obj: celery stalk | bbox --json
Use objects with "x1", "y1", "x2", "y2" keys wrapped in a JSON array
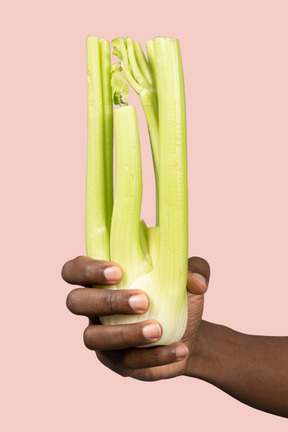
[
  {"x1": 152, "y1": 38, "x2": 188, "y2": 341},
  {"x1": 86, "y1": 36, "x2": 112, "y2": 260},
  {"x1": 146, "y1": 40, "x2": 157, "y2": 91},
  {"x1": 109, "y1": 106, "x2": 151, "y2": 289},
  {"x1": 100, "y1": 41, "x2": 113, "y2": 231},
  {"x1": 112, "y1": 37, "x2": 160, "y2": 225},
  {"x1": 86, "y1": 36, "x2": 188, "y2": 345}
]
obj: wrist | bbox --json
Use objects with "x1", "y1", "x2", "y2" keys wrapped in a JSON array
[
  {"x1": 184, "y1": 320, "x2": 241, "y2": 383},
  {"x1": 184, "y1": 320, "x2": 209, "y2": 378},
  {"x1": 184, "y1": 320, "x2": 228, "y2": 381}
]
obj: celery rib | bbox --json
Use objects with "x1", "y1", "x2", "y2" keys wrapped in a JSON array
[
  {"x1": 112, "y1": 37, "x2": 160, "y2": 225},
  {"x1": 100, "y1": 40, "x2": 113, "y2": 232},
  {"x1": 146, "y1": 40, "x2": 157, "y2": 91},
  {"x1": 110, "y1": 106, "x2": 151, "y2": 288},
  {"x1": 154, "y1": 38, "x2": 188, "y2": 278},
  {"x1": 86, "y1": 36, "x2": 112, "y2": 260}
]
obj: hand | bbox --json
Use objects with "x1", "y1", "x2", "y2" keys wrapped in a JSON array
[{"x1": 62, "y1": 256, "x2": 210, "y2": 381}]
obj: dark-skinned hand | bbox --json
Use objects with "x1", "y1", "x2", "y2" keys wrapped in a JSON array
[{"x1": 62, "y1": 256, "x2": 210, "y2": 381}]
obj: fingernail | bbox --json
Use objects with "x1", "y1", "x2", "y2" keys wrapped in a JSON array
[
  {"x1": 191, "y1": 273, "x2": 207, "y2": 289},
  {"x1": 142, "y1": 323, "x2": 161, "y2": 340},
  {"x1": 176, "y1": 345, "x2": 189, "y2": 360},
  {"x1": 128, "y1": 294, "x2": 148, "y2": 312},
  {"x1": 104, "y1": 266, "x2": 122, "y2": 282}
]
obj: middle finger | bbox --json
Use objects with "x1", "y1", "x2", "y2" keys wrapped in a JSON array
[{"x1": 66, "y1": 288, "x2": 149, "y2": 317}]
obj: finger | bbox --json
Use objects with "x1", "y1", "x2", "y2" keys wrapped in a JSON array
[
  {"x1": 66, "y1": 288, "x2": 149, "y2": 317},
  {"x1": 61, "y1": 256, "x2": 123, "y2": 286},
  {"x1": 97, "y1": 343, "x2": 189, "y2": 370},
  {"x1": 83, "y1": 320, "x2": 162, "y2": 350},
  {"x1": 187, "y1": 256, "x2": 211, "y2": 295}
]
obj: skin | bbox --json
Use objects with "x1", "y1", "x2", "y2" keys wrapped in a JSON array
[{"x1": 62, "y1": 256, "x2": 288, "y2": 418}]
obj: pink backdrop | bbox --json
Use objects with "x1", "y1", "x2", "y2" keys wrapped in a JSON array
[{"x1": 1, "y1": 0, "x2": 287, "y2": 430}]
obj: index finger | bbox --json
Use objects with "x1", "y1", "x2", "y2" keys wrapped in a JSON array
[{"x1": 61, "y1": 256, "x2": 123, "y2": 286}]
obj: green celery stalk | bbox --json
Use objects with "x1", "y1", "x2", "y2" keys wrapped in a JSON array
[
  {"x1": 112, "y1": 37, "x2": 160, "y2": 224},
  {"x1": 86, "y1": 36, "x2": 112, "y2": 260},
  {"x1": 86, "y1": 37, "x2": 188, "y2": 346},
  {"x1": 110, "y1": 105, "x2": 151, "y2": 289}
]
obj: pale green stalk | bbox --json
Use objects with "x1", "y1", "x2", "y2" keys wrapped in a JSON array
[
  {"x1": 126, "y1": 38, "x2": 150, "y2": 90},
  {"x1": 101, "y1": 106, "x2": 152, "y2": 325},
  {"x1": 100, "y1": 40, "x2": 113, "y2": 231},
  {"x1": 102, "y1": 38, "x2": 188, "y2": 345},
  {"x1": 110, "y1": 106, "x2": 151, "y2": 288},
  {"x1": 85, "y1": 36, "x2": 112, "y2": 260},
  {"x1": 140, "y1": 87, "x2": 159, "y2": 224},
  {"x1": 112, "y1": 37, "x2": 160, "y2": 225},
  {"x1": 85, "y1": 36, "x2": 188, "y2": 345},
  {"x1": 146, "y1": 40, "x2": 157, "y2": 91},
  {"x1": 133, "y1": 41, "x2": 154, "y2": 87},
  {"x1": 112, "y1": 38, "x2": 142, "y2": 95},
  {"x1": 152, "y1": 38, "x2": 188, "y2": 341}
]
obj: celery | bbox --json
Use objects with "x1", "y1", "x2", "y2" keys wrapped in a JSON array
[
  {"x1": 86, "y1": 36, "x2": 113, "y2": 259},
  {"x1": 86, "y1": 36, "x2": 188, "y2": 346},
  {"x1": 112, "y1": 37, "x2": 160, "y2": 223}
]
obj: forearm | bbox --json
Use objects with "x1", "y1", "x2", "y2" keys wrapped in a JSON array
[{"x1": 187, "y1": 320, "x2": 288, "y2": 418}]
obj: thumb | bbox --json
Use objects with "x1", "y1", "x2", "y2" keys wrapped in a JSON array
[{"x1": 187, "y1": 256, "x2": 210, "y2": 295}]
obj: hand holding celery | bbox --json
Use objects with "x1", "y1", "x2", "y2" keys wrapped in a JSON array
[
  {"x1": 63, "y1": 37, "x2": 288, "y2": 417},
  {"x1": 63, "y1": 255, "x2": 210, "y2": 378},
  {"x1": 63, "y1": 256, "x2": 288, "y2": 418},
  {"x1": 86, "y1": 36, "x2": 188, "y2": 345}
]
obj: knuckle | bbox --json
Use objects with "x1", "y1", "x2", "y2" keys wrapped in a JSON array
[
  {"x1": 119, "y1": 325, "x2": 130, "y2": 345},
  {"x1": 83, "y1": 326, "x2": 94, "y2": 350},
  {"x1": 151, "y1": 349, "x2": 162, "y2": 363},
  {"x1": 62, "y1": 256, "x2": 85, "y2": 283},
  {"x1": 121, "y1": 350, "x2": 134, "y2": 369},
  {"x1": 83, "y1": 260, "x2": 96, "y2": 284},
  {"x1": 66, "y1": 288, "x2": 81, "y2": 313},
  {"x1": 61, "y1": 259, "x2": 74, "y2": 282},
  {"x1": 104, "y1": 291, "x2": 118, "y2": 314},
  {"x1": 71, "y1": 255, "x2": 84, "y2": 271},
  {"x1": 75, "y1": 255, "x2": 85, "y2": 262},
  {"x1": 61, "y1": 262, "x2": 68, "y2": 281}
]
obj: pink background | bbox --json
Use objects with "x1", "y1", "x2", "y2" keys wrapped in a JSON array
[{"x1": 1, "y1": 0, "x2": 287, "y2": 430}]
